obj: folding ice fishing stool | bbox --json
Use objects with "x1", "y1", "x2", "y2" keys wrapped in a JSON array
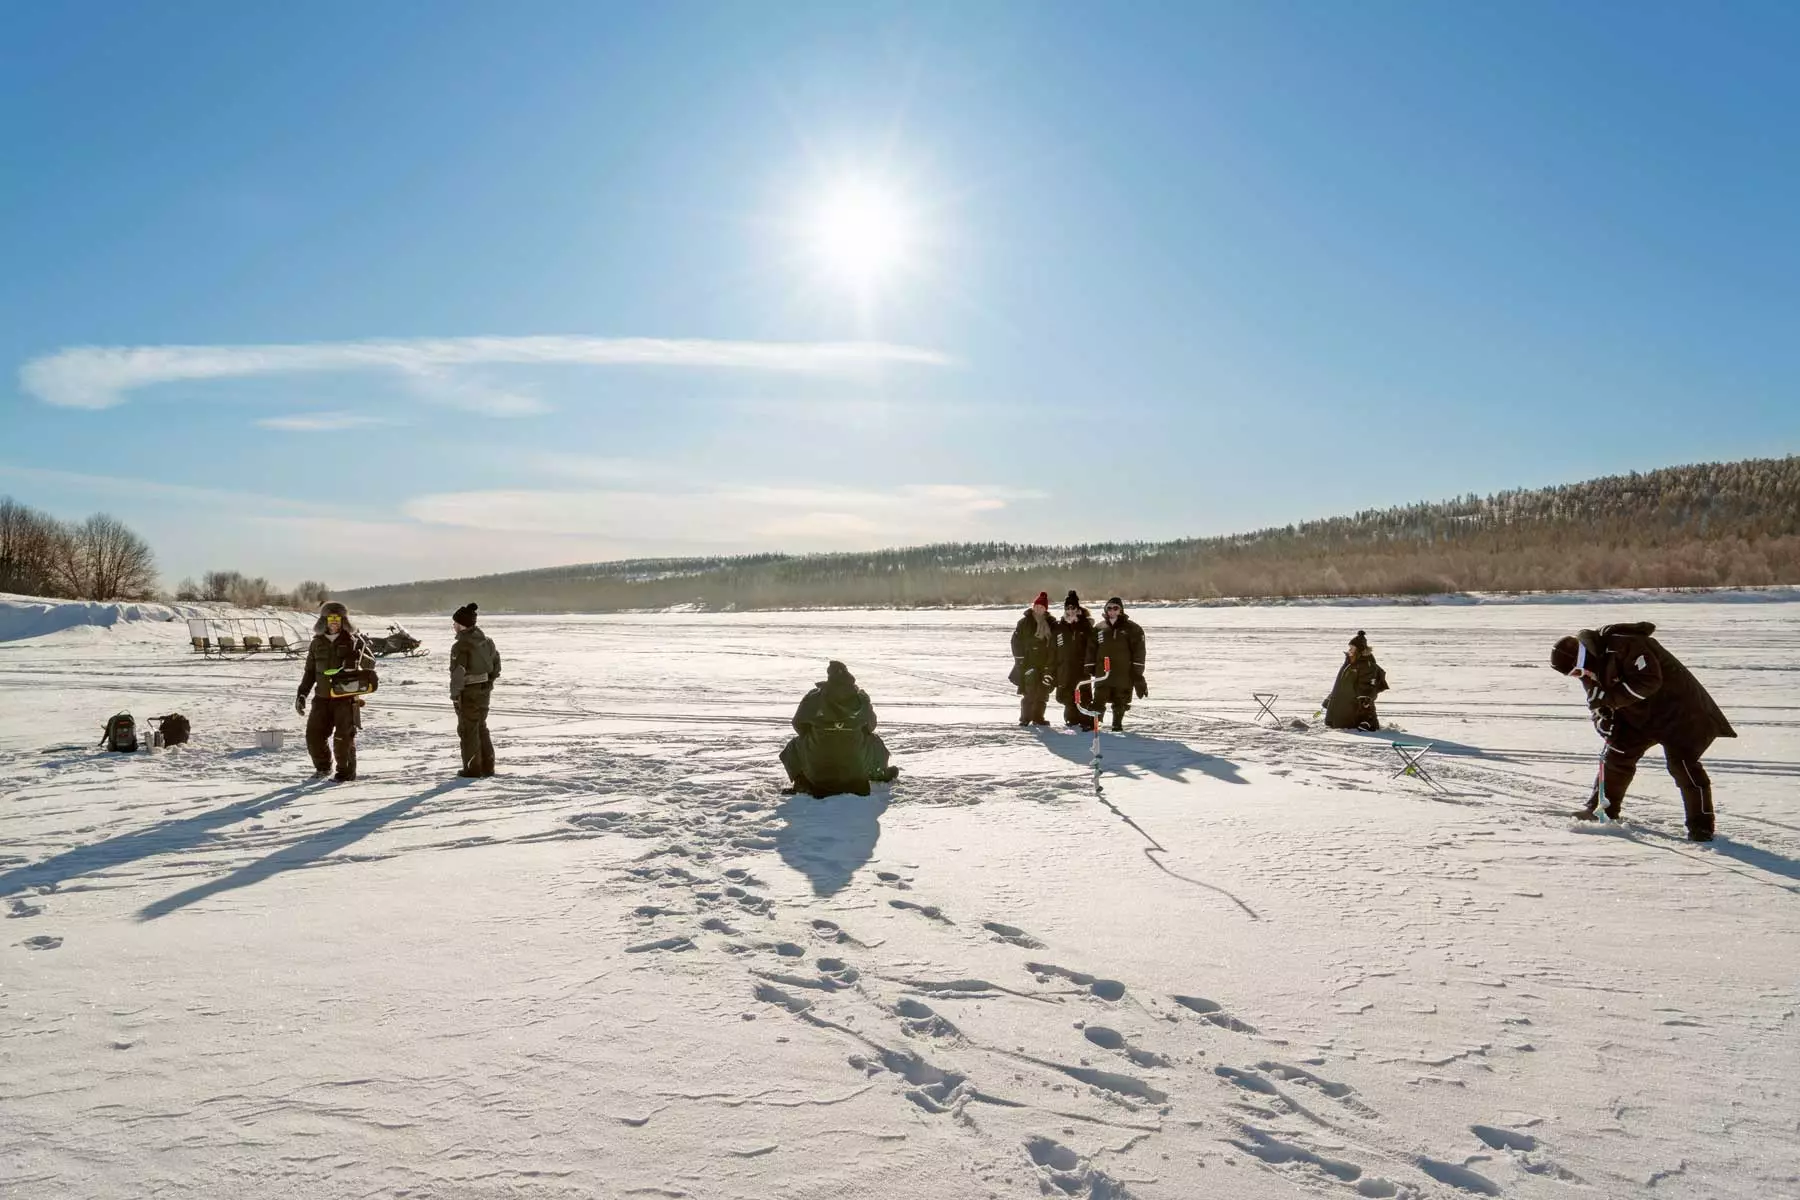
[
  {"x1": 1390, "y1": 742, "x2": 1447, "y2": 792},
  {"x1": 1251, "y1": 692, "x2": 1281, "y2": 725}
]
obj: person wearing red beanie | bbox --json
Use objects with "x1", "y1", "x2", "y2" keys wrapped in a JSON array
[{"x1": 1009, "y1": 592, "x2": 1056, "y2": 726}]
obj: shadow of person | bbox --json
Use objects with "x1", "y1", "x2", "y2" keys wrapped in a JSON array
[
  {"x1": 1033, "y1": 728, "x2": 1247, "y2": 785},
  {"x1": 136, "y1": 777, "x2": 472, "y2": 921},
  {"x1": 775, "y1": 789, "x2": 890, "y2": 898},
  {"x1": 0, "y1": 780, "x2": 315, "y2": 898},
  {"x1": 1708, "y1": 837, "x2": 1800, "y2": 889}
]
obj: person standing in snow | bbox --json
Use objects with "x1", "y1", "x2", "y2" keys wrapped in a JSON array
[
  {"x1": 449, "y1": 602, "x2": 502, "y2": 778},
  {"x1": 295, "y1": 601, "x2": 375, "y2": 781},
  {"x1": 1010, "y1": 591, "x2": 1057, "y2": 727},
  {"x1": 1084, "y1": 597, "x2": 1147, "y2": 732},
  {"x1": 1323, "y1": 630, "x2": 1389, "y2": 731},
  {"x1": 1552, "y1": 622, "x2": 1735, "y2": 841},
  {"x1": 1053, "y1": 590, "x2": 1096, "y2": 727},
  {"x1": 780, "y1": 660, "x2": 896, "y2": 797}
]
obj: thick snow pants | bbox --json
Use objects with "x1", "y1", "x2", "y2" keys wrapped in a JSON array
[
  {"x1": 455, "y1": 682, "x2": 495, "y2": 775},
  {"x1": 781, "y1": 730, "x2": 891, "y2": 797},
  {"x1": 1589, "y1": 732, "x2": 1716, "y2": 835},
  {"x1": 1019, "y1": 675, "x2": 1052, "y2": 724},
  {"x1": 306, "y1": 697, "x2": 358, "y2": 777},
  {"x1": 1095, "y1": 684, "x2": 1132, "y2": 730}
]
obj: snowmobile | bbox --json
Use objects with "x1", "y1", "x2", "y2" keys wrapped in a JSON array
[{"x1": 365, "y1": 622, "x2": 429, "y2": 658}]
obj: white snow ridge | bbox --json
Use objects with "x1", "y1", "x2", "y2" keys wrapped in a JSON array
[{"x1": 2, "y1": 599, "x2": 1797, "y2": 1198}]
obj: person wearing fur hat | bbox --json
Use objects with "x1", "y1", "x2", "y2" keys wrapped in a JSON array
[
  {"x1": 781, "y1": 660, "x2": 896, "y2": 797},
  {"x1": 449, "y1": 602, "x2": 503, "y2": 778},
  {"x1": 1053, "y1": 590, "x2": 1096, "y2": 726},
  {"x1": 1083, "y1": 597, "x2": 1147, "y2": 732},
  {"x1": 1010, "y1": 592, "x2": 1058, "y2": 726},
  {"x1": 1324, "y1": 631, "x2": 1389, "y2": 731},
  {"x1": 295, "y1": 600, "x2": 376, "y2": 781},
  {"x1": 1552, "y1": 622, "x2": 1734, "y2": 840}
]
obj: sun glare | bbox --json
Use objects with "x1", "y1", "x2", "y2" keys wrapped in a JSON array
[{"x1": 812, "y1": 183, "x2": 910, "y2": 284}]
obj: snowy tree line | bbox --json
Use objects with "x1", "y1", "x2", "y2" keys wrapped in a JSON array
[
  {"x1": 337, "y1": 456, "x2": 1800, "y2": 613},
  {"x1": 0, "y1": 495, "x2": 330, "y2": 607}
]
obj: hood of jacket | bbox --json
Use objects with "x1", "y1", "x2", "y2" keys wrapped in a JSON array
[{"x1": 313, "y1": 601, "x2": 358, "y2": 636}]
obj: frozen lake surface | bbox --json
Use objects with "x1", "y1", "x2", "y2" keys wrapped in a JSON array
[{"x1": 3, "y1": 599, "x2": 1797, "y2": 1198}]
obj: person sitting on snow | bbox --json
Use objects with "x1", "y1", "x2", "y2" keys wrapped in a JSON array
[
  {"x1": 1323, "y1": 630, "x2": 1389, "y2": 731},
  {"x1": 780, "y1": 660, "x2": 897, "y2": 797},
  {"x1": 1552, "y1": 622, "x2": 1734, "y2": 841}
]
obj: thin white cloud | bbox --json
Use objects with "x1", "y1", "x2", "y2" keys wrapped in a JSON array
[
  {"x1": 0, "y1": 462, "x2": 338, "y2": 514},
  {"x1": 256, "y1": 411, "x2": 406, "y2": 432},
  {"x1": 20, "y1": 335, "x2": 955, "y2": 411},
  {"x1": 401, "y1": 482, "x2": 1043, "y2": 550}
]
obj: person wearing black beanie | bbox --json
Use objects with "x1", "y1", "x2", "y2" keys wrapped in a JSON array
[
  {"x1": 449, "y1": 602, "x2": 503, "y2": 777},
  {"x1": 1323, "y1": 631, "x2": 1388, "y2": 731},
  {"x1": 1054, "y1": 592, "x2": 1095, "y2": 726},
  {"x1": 1083, "y1": 597, "x2": 1147, "y2": 732}
]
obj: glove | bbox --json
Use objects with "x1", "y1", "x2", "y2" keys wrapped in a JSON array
[
  {"x1": 1591, "y1": 705, "x2": 1616, "y2": 737},
  {"x1": 1133, "y1": 678, "x2": 1148, "y2": 700},
  {"x1": 294, "y1": 693, "x2": 307, "y2": 716}
]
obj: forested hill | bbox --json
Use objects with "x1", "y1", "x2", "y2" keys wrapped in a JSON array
[{"x1": 338, "y1": 456, "x2": 1800, "y2": 613}]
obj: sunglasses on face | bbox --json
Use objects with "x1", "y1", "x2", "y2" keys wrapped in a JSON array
[{"x1": 1105, "y1": 605, "x2": 1122, "y2": 612}]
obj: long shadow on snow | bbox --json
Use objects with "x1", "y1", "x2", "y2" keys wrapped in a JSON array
[
  {"x1": 136, "y1": 778, "x2": 472, "y2": 921},
  {"x1": 775, "y1": 790, "x2": 890, "y2": 898},
  {"x1": 0, "y1": 781, "x2": 316, "y2": 898},
  {"x1": 1034, "y1": 728, "x2": 1246, "y2": 785}
]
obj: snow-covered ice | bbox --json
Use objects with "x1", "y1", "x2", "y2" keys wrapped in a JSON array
[{"x1": 2, "y1": 598, "x2": 1797, "y2": 1198}]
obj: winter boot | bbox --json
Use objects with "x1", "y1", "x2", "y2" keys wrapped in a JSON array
[{"x1": 1687, "y1": 828, "x2": 1714, "y2": 842}]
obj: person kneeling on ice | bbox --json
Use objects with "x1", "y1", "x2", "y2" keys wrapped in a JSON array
[
  {"x1": 1010, "y1": 591, "x2": 1057, "y2": 726},
  {"x1": 1323, "y1": 630, "x2": 1389, "y2": 731},
  {"x1": 1552, "y1": 622, "x2": 1735, "y2": 842},
  {"x1": 449, "y1": 602, "x2": 502, "y2": 778},
  {"x1": 1084, "y1": 597, "x2": 1147, "y2": 732},
  {"x1": 295, "y1": 601, "x2": 376, "y2": 782},
  {"x1": 780, "y1": 660, "x2": 897, "y2": 797}
]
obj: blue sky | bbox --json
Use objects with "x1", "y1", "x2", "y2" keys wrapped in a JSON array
[{"x1": 3, "y1": 2, "x2": 1797, "y2": 590}]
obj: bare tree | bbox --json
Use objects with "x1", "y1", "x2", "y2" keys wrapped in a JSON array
[
  {"x1": 201, "y1": 569, "x2": 244, "y2": 602},
  {"x1": 174, "y1": 577, "x2": 202, "y2": 601},
  {"x1": 0, "y1": 497, "x2": 72, "y2": 597},
  {"x1": 65, "y1": 514, "x2": 158, "y2": 600},
  {"x1": 293, "y1": 579, "x2": 331, "y2": 607}
]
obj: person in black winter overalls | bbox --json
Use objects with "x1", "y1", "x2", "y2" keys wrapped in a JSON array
[
  {"x1": 449, "y1": 602, "x2": 502, "y2": 778},
  {"x1": 295, "y1": 601, "x2": 375, "y2": 781},
  {"x1": 1010, "y1": 591, "x2": 1057, "y2": 727},
  {"x1": 1324, "y1": 631, "x2": 1389, "y2": 731},
  {"x1": 1084, "y1": 597, "x2": 1147, "y2": 732},
  {"x1": 1552, "y1": 622, "x2": 1735, "y2": 841},
  {"x1": 781, "y1": 660, "x2": 897, "y2": 797},
  {"x1": 1053, "y1": 590, "x2": 1096, "y2": 727}
]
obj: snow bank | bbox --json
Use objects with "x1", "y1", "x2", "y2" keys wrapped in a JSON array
[{"x1": 0, "y1": 593, "x2": 200, "y2": 642}]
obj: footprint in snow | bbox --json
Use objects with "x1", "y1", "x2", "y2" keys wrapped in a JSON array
[
  {"x1": 21, "y1": 935, "x2": 62, "y2": 951},
  {"x1": 889, "y1": 899, "x2": 953, "y2": 925},
  {"x1": 982, "y1": 921, "x2": 1044, "y2": 949},
  {"x1": 1023, "y1": 1137, "x2": 1133, "y2": 1199},
  {"x1": 1027, "y1": 962, "x2": 1126, "y2": 1002},
  {"x1": 1174, "y1": 994, "x2": 1259, "y2": 1033}
]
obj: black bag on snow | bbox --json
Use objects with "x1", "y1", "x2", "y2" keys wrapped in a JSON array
[
  {"x1": 153, "y1": 713, "x2": 191, "y2": 746},
  {"x1": 100, "y1": 712, "x2": 138, "y2": 753}
]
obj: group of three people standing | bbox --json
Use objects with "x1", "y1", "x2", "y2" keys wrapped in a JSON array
[{"x1": 1012, "y1": 591, "x2": 1148, "y2": 732}]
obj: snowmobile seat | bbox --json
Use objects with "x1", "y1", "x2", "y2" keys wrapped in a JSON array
[
  {"x1": 268, "y1": 634, "x2": 291, "y2": 653},
  {"x1": 191, "y1": 634, "x2": 211, "y2": 654},
  {"x1": 241, "y1": 634, "x2": 264, "y2": 652},
  {"x1": 215, "y1": 633, "x2": 239, "y2": 653}
]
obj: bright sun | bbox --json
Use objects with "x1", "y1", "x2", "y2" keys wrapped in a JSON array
[{"x1": 812, "y1": 183, "x2": 910, "y2": 284}]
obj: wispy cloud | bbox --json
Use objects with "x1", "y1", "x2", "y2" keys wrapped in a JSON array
[
  {"x1": 20, "y1": 335, "x2": 955, "y2": 411},
  {"x1": 402, "y1": 481, "x2": 1041, "y2": 550},
  {"x1": 256, "y1": 411, "x2": 406, "y2": 432},
  {"x1": 0, "y1": 462, "x2": 338, "y2": 514}
]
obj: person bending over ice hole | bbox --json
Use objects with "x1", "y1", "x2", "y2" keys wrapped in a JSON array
[
  {"x1": 295, "y1": 601, "x2": 375, "y2": 782},
  {"x1": 449, "y1": 602, "x2": 502, "y2": 778},
  {"x1": 1084, "y1": 597, "x2": 1147, "y2": 732},
  {"x1": 1324, "y1": 630, "x2": 1388, "y2": 731},
  {"x1": 1010, "y1": 591, "x2": 1057, "y2": 726},
  {"x1": 780, "y1": 660, "x2": 897, "y2": 797},
  {"x1": 1551, "y1": 622, "x2": 1735, "y2": 842},
  {"x1": 1054, "y1": 590, "x2": 1096, "y2": 727}
]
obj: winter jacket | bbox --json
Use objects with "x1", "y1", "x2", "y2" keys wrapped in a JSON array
[
  {"x1": 790, "y1": 672, "x2": 881, "y2": 789},
  {"x1": 1054, "y1": 608, "x2": 1096, "y2": 694},
  {"x1": 450, "y1": 625, "x2": 503, "y2": 697},
  {"x1": 1574, "y1": 622, "x2": 1735, "y2": 748},
  {"x1": 298, "y1": 630, "x2": 375, "y2": 700},
  {"x1": 1324, "y1": 652, "x2": 1388, "y2": 729},
  {"x1": 1085, "y1": 609, "x2": 1147, "y2": 698},
  {"x1": 1009, "y1": 609, "x2": 1058, "y2": 693}
]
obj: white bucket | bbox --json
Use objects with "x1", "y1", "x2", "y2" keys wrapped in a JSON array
[{"x1": 255, "y1": 729, "x2": 285, "y2": 751}]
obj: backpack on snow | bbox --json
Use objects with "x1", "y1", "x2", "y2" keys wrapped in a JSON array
[
  {"x1": 100, "y1": 712, "x2": 138, "y2": 753},
  {"x1": 150, "y1": 713, "x2": 191, "y2": 747}
]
